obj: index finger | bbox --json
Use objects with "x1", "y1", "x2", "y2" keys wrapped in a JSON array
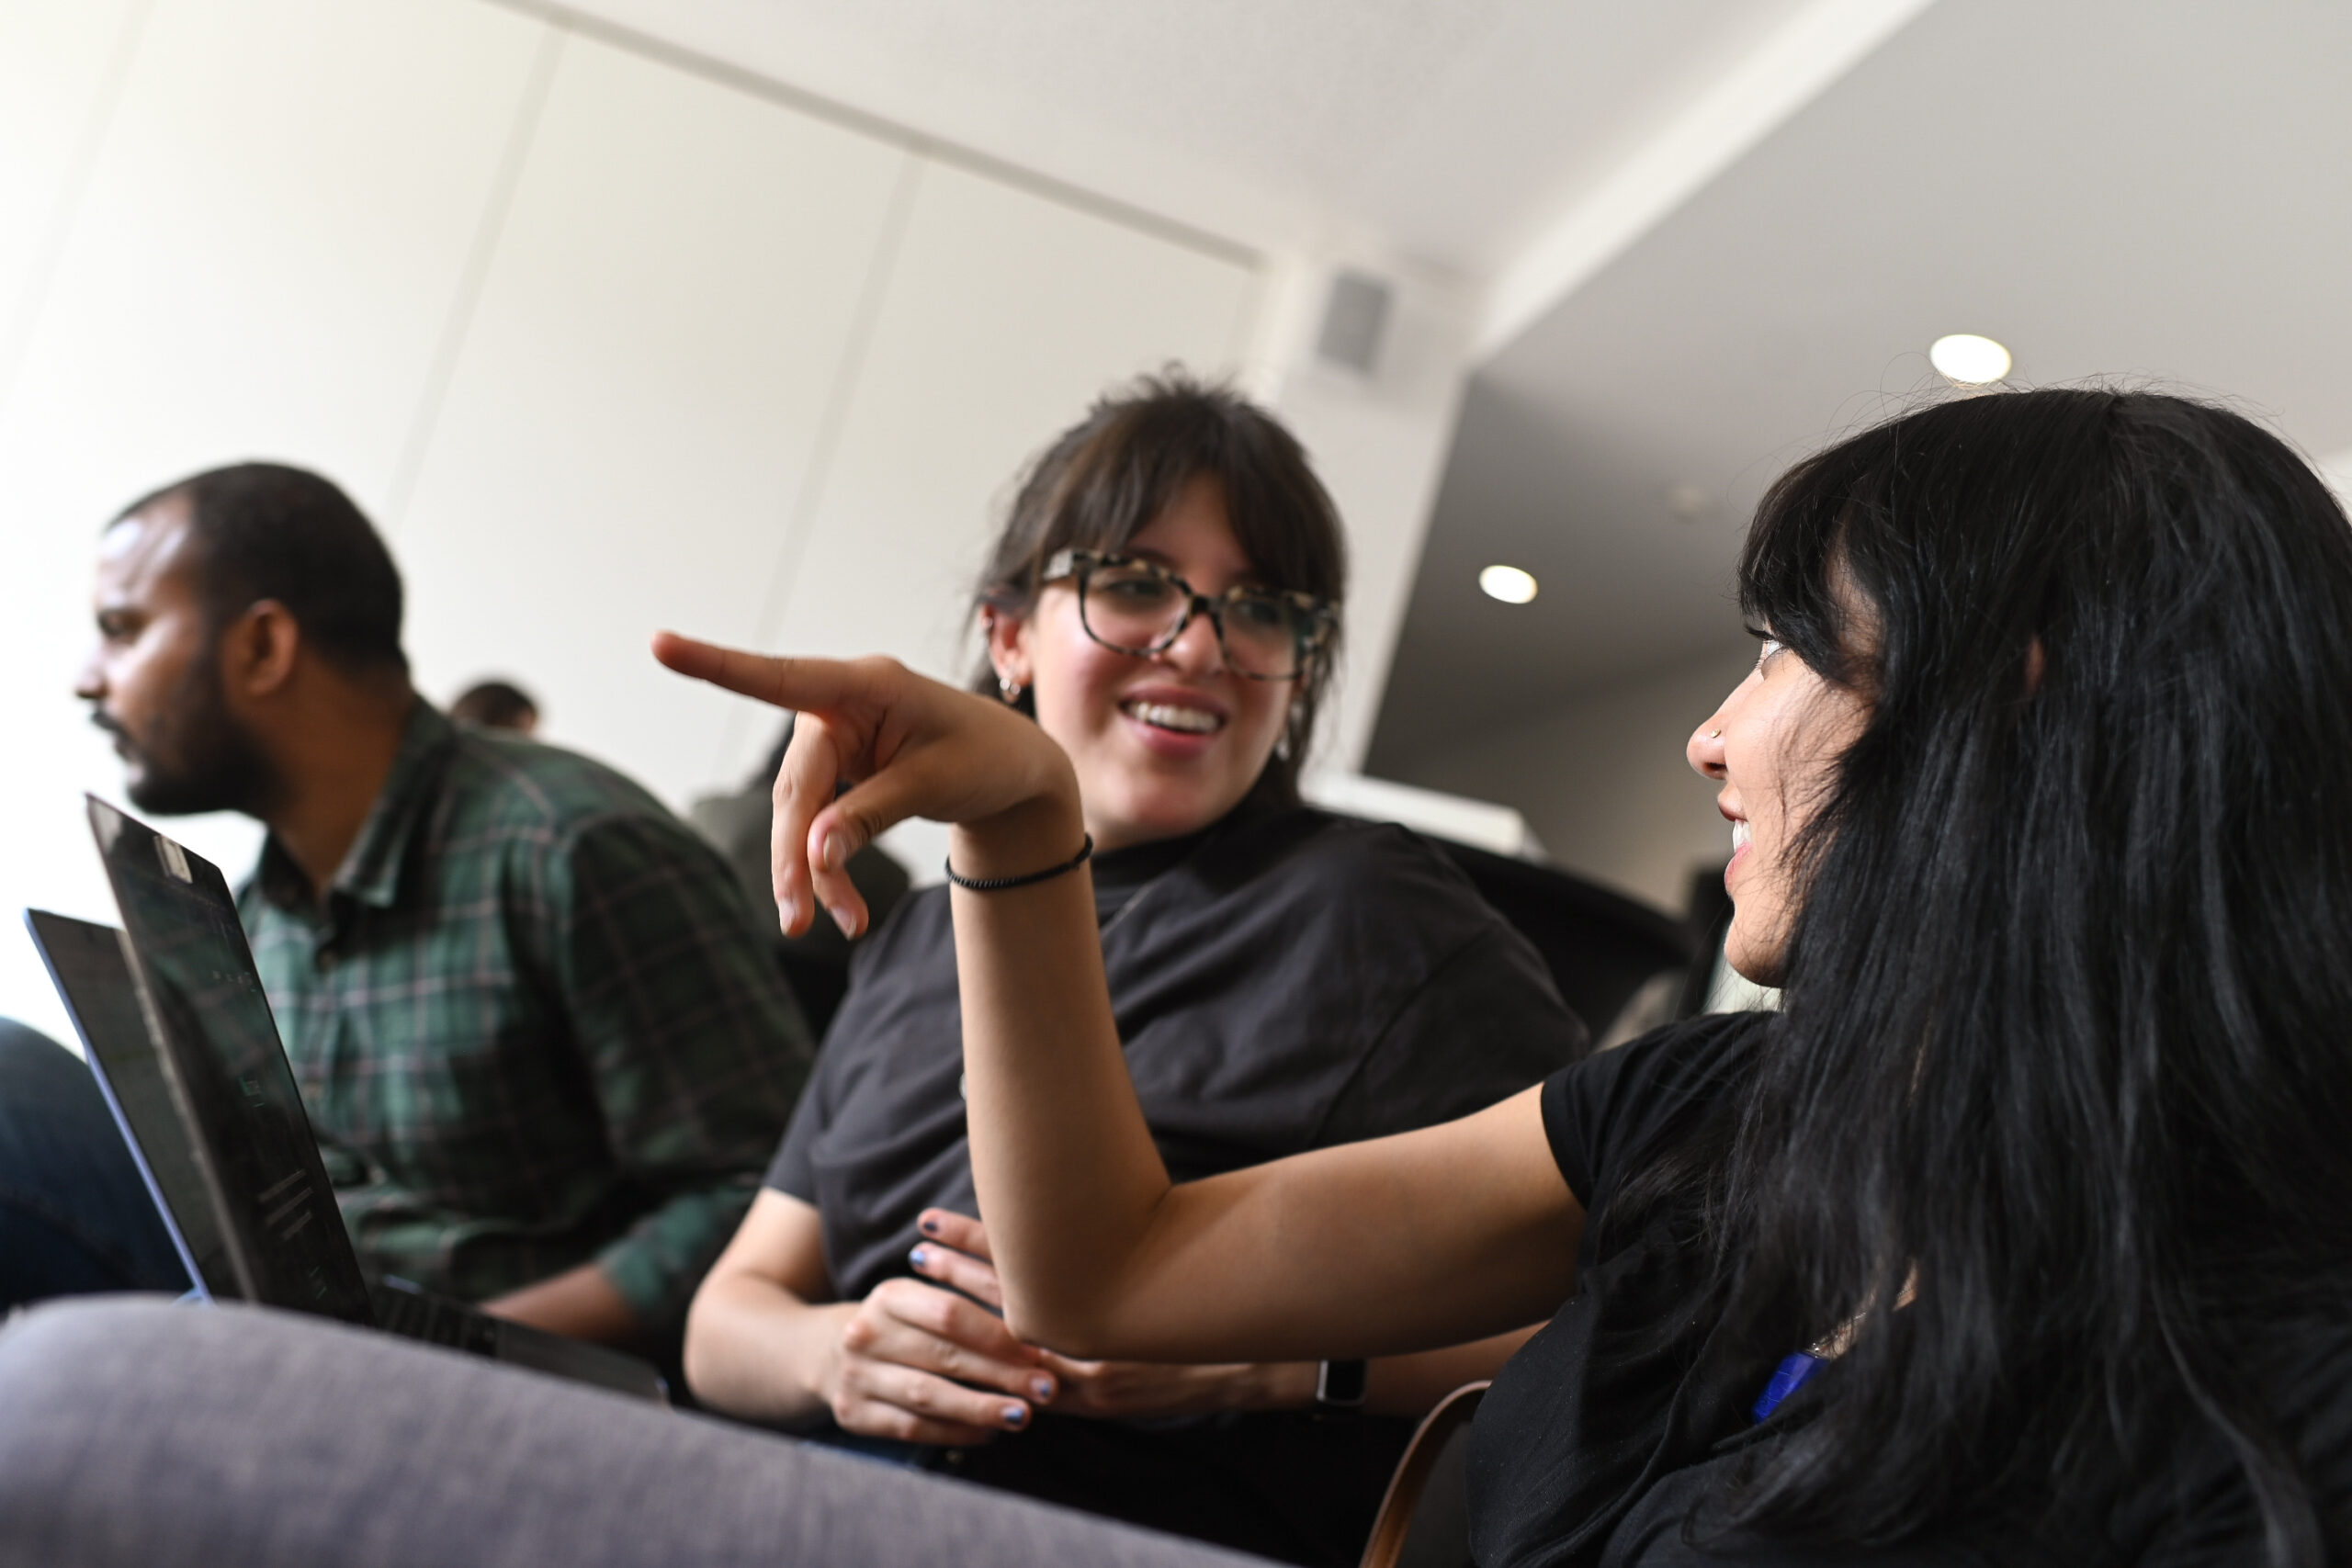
[
  {"x1": 909, "y1": 1235, "x2": 1005, "y2": 1311},
  {"x1": 773, "y1": 711, "x2": 842, "y2": 939},
  {"x1": 872, "y1": 1278, "x2": 1035, "y2": 1366},
  {"x1": 650, "y1": 632, "x2": 860, "y2": 712}
]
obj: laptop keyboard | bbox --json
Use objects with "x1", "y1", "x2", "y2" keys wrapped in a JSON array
[{"x1": 370, "y1": 1280, "x2": 502, "y2": 1358}]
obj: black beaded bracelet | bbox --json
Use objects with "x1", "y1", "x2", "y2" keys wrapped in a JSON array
[{"x1": 944, "y1": 833, "x2": 1093, "y2": 892}]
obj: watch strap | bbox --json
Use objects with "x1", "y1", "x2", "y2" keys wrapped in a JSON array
[{"x1": 1314, "y1": 1358, "x2": 1368, "y2": 1416}]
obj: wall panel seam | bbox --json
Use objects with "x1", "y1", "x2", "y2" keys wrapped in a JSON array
[
  {"x1": 381, "y1": 19, "x2": 567, "y2": 534},
  {"x1": 0, "y1": 0, "x2": 157, "y2": 429},
  {"x1": 710, "y1": 149, "x2": 928, "y2": 784},
  {"x1": 470, "y1": 0, "x2": 1259, "y2": 272}
]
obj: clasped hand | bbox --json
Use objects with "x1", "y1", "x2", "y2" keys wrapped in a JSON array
[{"x1": 825, "y1": 1209, "x2": 1281, "y2": 1446}]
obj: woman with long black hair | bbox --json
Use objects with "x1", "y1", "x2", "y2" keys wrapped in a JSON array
[{"x1": 658, "y1": 387, "x2": 2352, "y2": 1564}]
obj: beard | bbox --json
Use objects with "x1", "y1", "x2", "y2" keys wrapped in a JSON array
[{"x1": 104, "y1": 648, "x2": 275, "y2": 818}]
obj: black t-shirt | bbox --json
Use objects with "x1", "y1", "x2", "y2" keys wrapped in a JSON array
[
  {"x1": 767, "y1": 796, "x2": 1589, "y2": 1566},
  {"x1": 1469, "y1": 1014, "x2": 2352, "y2": 1568}
]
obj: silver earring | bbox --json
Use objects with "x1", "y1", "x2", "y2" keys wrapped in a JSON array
[{"x1": 998, "y1": 674, "x2": 1025, "y2": 705}]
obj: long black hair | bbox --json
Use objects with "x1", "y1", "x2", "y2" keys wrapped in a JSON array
[{"x1": 1701, "y1": 389, "x2": 2352, "y2": 1559}]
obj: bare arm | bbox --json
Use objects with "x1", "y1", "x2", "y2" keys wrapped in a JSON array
[
  {"x1": 1363, "y1": 1326, "x2": 1543, "y2": 1416},
  {"x1": 681, "y1": 1189, "x2": 846, "y2": 1424},
  {"x1": 684, "y1": 1189, "x2": 1050, "y2": 1442},
  {"x1": 481, "y1": 1261, "x2": 644, "y2": 1348},
  {"x1": 909, "y1": 1211, "x2": 1545, "y2": 1418},
  {"x1": 653, "y1": 638, "x2": 1585, "y2": 1369}
]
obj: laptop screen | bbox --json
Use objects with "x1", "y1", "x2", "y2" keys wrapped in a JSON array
[
  {"x1": 26, "y1": 908, "x2": 238, "y2": 1299},
  {"x1": 87, "y1": 797, "x2": 374, "y2": 1325}
]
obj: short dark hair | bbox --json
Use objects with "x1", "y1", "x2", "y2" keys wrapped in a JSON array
[
  {"x1": 971, "y1": 372, "x2": 1347, "y2": 799},
  {"x1": 448, "y1": 680, "x2": 538, "y2": 730},
  {"x1": 114, "y1": 462, "x2": 407, "y2": 675}
]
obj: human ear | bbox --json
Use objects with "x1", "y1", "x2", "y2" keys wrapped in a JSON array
[
  {"x1": 982, "y1": 606, "x2": 1033, "y2": 690},
  {"x1": 220, "y1": 600, "x2": 301, "y2": 699}
]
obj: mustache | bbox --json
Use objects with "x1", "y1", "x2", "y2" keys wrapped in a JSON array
[{"x1": 88, "y1": 708, "x2": 133, "y2": 745}]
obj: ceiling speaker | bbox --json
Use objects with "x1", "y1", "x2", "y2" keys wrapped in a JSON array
[{"x1": 1315, "y1": 270, "x2": 1393, "y2": 377}]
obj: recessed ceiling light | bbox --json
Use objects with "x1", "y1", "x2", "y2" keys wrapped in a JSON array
[
  {"x1": 1666, "y1": 482, "x2": 1712, "y2": 523},
  {"x1": 1929, "y1": 333, "x2": 2011, "y2": 386},
  {"x1": 1479, "y1": 564, "x2": 1538, "y2": 604}
]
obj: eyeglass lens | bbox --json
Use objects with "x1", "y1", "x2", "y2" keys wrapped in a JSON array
[{"x1": 1079, "y1": 560, "x2": 1311, "y2": 679}]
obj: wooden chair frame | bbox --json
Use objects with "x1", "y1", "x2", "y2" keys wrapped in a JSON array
[{"x1": 1356, "y1": 1380, "x2": 1490, "y2": 1568}]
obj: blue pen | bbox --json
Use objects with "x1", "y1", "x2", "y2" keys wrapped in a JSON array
[{"x1": 1752, "y1": 1350, "x2": 1826, "y2": 1422}]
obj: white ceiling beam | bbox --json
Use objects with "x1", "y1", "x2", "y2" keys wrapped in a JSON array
[{"x1": 1474, "y1": 0, "x2": 1939, "y2": 362}]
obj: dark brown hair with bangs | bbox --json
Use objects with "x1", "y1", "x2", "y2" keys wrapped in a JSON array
[{"x1": 971, "y1": 371, "x2": 1347, "y2": 800}]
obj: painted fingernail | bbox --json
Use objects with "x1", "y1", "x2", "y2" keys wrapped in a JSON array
[
  {"x1": 908, "y1": 1246, "x2": 930, "y2": 1269},
  {"x1": 1001, "y1": 1404, "x2": 1028, "y2": 1428},
  {"x1": 919, "y1": 1216, "x2": 941, "y2": 1236},
  {"x1": 1030, "y1": 1376, "x2": 1056, "y2": 1402}
]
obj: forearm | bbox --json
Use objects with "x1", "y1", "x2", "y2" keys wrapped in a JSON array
[
  {"x1": 1181, "y1": 1326, "x2": 1542, "y2": 1421},
  {"x1": 682, "y1": 1270, "x2": 854, "y2": 1425},
  {"x1": 1364, "y1": 1325, "x2": 1541, "y2": 1416},
  {"x1": 481, "y1": 1261, "x2": 644, "y2": 1348},
  {"x1": 948, "y1": 805, "x2": 1180, "y2": 1349}
]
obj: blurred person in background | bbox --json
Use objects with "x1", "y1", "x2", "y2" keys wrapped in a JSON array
[
  {"x1": 688, "y1": 717, "x2": 911, "y2": 1037},
  {"x1": 679, "y1": 377, "x2": 1589, "y2": 1567},
  {"x1": 64, "y1": 462, "x2": 812, "y2": 1363},
  {"x1": 448, "y1": 677, "x2": 539, "y2": 735}
]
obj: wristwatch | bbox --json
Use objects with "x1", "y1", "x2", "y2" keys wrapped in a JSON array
[{"x1": 1314, "y1": 1359, "x2": 1368, "y2": 1416}]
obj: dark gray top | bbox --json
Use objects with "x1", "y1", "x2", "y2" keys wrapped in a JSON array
[
  {"x1": 765, "y1": 795, "x2": 1589, "y2": 1566},
  {"x1": 768, "y1": 797, "x2": 1587, "y2": 1300}
]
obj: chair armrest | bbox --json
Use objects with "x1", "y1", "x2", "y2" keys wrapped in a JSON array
[{"x1": 1358, "y1": 1380, "x2": 1491, "y2": 1568}]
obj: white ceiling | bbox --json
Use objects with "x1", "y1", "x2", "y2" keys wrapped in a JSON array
[
  {"x1": 500, "y1": 0, "x2": 2352, "y2": 775},
  {"x1": 505, "y1": 0, "x2": 1822, "y2": 274},
  {"x1": 1367, "y1": 0, "x2": 2352, "y2": 765}
]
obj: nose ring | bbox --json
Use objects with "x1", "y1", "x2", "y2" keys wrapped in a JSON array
[{"x1": 1705, "y1": 728, "x2": 1722, "y2": 739}]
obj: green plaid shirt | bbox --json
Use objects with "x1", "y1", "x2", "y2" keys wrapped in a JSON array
[{"x1": 239, "y1": 702, "x2": 811, "y2": 1328}]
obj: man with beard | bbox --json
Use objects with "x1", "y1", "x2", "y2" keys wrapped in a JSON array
[{"x1": 43, "y1": 462, "x2": 813, "y2": 1358}]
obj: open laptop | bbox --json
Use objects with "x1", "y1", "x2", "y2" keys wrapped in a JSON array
[{"x1": 31, "y1": 799, "x2": 668, "y2": 1403}]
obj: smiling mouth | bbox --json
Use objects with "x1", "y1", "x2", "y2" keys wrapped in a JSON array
[
  {"x1": 1730, "y1": 820, "x2": 1751, "y2": 853},
  {"x1": 1121, "y1": 698, "x2": 1224, "y2": 736}
]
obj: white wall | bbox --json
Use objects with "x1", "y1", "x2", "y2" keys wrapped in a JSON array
[
  {"x1": 1247, "y1": 255, "x2": 1478, "y2": 773},
  {"x1": 2320, "y1": 448, "x2": 2352, "y2": 513},
  {"x1": 1388, "y1": 641, "x2": 1757, "y2": 913},
  {"x1": 0, "y1": 0, "x2": 553, "y2": 1048},
  {"x1": 0, "y1": 0, "x2": 143, "y2": 366},
  {"x1": 736, "y1": 159, "x2": 1259, "y2": 763},
  {"x1": 0, "y1": 0, "x2": 1473, "y2": 1047},
  {"x1": 390, "y1": 29, "x2": 919, "y2": 809}
]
